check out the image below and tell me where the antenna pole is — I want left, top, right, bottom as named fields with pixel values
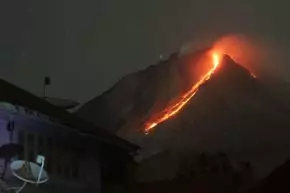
left=43, top=77, right=50, bottom=98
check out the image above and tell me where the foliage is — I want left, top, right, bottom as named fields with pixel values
left=175, top=152, right=254, bottom=191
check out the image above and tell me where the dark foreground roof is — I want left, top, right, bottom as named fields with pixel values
left=0, top=79, right=139, bottom=152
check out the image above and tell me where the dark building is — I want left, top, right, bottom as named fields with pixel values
left=0, top=79, right=138, bottom=193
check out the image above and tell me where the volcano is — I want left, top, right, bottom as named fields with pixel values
left=76, top=49, right=226, bottom=135
left=77, top=49, right=290, bottom=181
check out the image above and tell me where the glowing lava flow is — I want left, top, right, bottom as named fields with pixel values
left=144, top=51, right=222, bottom=134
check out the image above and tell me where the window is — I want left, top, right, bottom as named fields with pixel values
left=38, top=136, right=44, bottom=154
left=27, top=132, right=35, bottom=161
left=17, top=130, right=24, bottom=159
left=17, top=130, right=82, bottom=181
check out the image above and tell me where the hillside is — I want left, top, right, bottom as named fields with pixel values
left=77, top=49, right=290, bottom=181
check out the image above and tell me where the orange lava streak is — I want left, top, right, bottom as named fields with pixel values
left=144, top=51, right=222, bottom=134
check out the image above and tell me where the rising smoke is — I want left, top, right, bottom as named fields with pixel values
left=180, top=34, right=290, bottom=81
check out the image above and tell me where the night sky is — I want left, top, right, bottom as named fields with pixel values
left=1, top=0, right=290, bottom=103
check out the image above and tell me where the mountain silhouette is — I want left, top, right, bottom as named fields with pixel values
left=77, top=49, right=290, bottom=181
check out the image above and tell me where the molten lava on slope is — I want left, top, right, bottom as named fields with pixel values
left=76, top=37, right=258, bottom=138
left=144, top=50, right=223, bottom=134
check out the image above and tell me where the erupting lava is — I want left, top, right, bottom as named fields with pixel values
left=144, top=51, right=222, bottom=134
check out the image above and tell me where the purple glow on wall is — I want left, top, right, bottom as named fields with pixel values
left=0, top=120, right=10, bottom=146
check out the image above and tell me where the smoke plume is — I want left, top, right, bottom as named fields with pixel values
left=180, top=34, right=290, bottom=81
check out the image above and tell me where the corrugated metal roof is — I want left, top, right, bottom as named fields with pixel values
left=0, top=78, right=139, bottom=152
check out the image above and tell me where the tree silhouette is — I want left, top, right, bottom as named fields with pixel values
left=175, top=151, right=254, bottom=191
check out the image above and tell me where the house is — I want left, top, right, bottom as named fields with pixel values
left=0, top=79, right=139, bottom=193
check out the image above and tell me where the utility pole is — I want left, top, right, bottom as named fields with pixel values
left=43, top=76, right=51, bottom=98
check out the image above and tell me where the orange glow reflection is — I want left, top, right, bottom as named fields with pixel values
left=144, top=51, right=222, bottom=134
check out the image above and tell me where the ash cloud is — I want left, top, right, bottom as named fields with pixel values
left=179, top=34, right=290, bottom=82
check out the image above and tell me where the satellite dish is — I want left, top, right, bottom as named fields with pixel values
left=10, top=160, right=49, bottom=184
left=43, top=97, right=79, bottom=109
left=41, top=77, right=78, bottom=109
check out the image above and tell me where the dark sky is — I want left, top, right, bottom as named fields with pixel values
left=1, top=0, right=290, bottom=103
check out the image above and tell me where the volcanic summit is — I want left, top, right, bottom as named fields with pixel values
left=77, top=48, right=290, bottom=181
